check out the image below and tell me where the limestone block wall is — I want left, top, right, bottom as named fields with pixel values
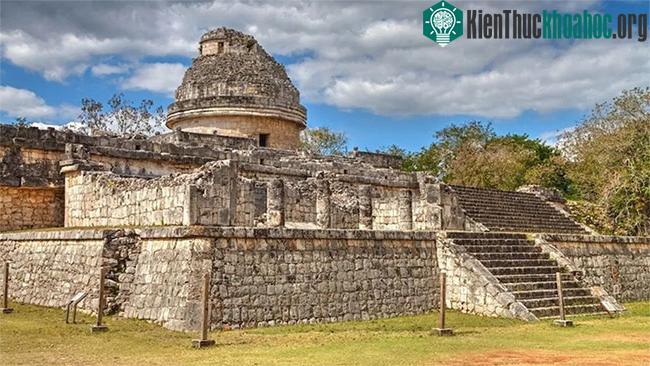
left=1, top=226, right=438, bottom=331
left=540, top=234, right=650, bottom=301
left=166, top=115, right=304, bottom=150
left=0, top=230, right=105, bottom=310
left=121, top=235, right=212, bottom=331
left=207, top=228, right=438, bottom=328
left=0, top=187, right=64, bottom=231
left=61, top=159, right=445, bottom=231
left=64, top=171, right=190, bottom=227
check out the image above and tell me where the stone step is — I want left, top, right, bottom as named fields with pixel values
left=465, top=213, right=581, bottom=226
left=512, top=288, right=593, bottom=299
left=496, top=273, right=574, bottom=283
left=467, top=213, right=581, bottom=224
left=519, top=296, right=600, bottom=309
left=485, top=227, right=585, bottom=234
left=445, top=232, right=528, bottom=239
left=470, top=217, right=583, bottom=228
left=463, top=245, right=541, bottom=254
left=449, top=185, right=540, bottom=199
left=480, top=223, right=585, bottom=232
left=473, top=252, right=551, bottom=261
left=459, top=201, right=561, bottom=213
left=451, top=238, right=535, bottom=246
left=504, top=280, right=582, bottom=292
left=480, top=259, right=558, bottom=268
left=489, top=266, right=563, bottom=276
left=458, top=196, right=557, bottom=205
left=530, top=304, right=604, bottom=318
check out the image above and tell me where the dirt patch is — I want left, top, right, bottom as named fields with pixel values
left=444, top=349, right=650, bottom=366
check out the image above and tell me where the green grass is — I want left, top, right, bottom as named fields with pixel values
left=1, top=302, right=649, bottom=365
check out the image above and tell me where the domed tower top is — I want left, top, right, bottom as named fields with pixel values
left=167, top=27, right=307, bottom=150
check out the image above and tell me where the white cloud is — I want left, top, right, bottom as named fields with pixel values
left=0, top=85, right=55, bottom=118
left=1, top=0, right=647, bottom=118
left=121, top=63, right=186, bottom=94
left=0, top=86, right=78, bottom=120
left=91, top=63, right=130, bottom=76
left=539, top=127, right=575, bottom=147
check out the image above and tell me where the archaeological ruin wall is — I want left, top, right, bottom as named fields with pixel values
left=60, top=156, right=446, bottom=231
left=0, top=187, right=64, bottom=231
left=538, top=234, right=650, bottom=302
left=0, top=227, right=438, bottom=331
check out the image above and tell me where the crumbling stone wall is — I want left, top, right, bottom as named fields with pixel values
left=540, top=234, right=650, bottom=301
left=0, top=230, right=105, bottom=310
left=209, top=229, right=437, bottom=328
left=0, top=229, right=144, bottom=314
left=0, top=226, right=439, bottom=331
left=61, top=159, right=444, bottom=231
left=64, top=171, right=190, bottom=227
left=0, top=187, right=64, bottom=231
left=121, top=235, right=212, bottom=331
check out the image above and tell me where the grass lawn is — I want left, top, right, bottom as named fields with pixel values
left=1, top=302, right=649, bottom=366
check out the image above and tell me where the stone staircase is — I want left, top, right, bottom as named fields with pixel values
left=448, top=185, right=588, bottom=234
left=447, top=231, right=605, bottom=319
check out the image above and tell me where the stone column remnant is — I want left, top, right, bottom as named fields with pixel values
left=399, top=189, right=413, bottom=230
left=315, top=176, right=331, bottom=228
left=192, top=273, right=215, bottom=348
left=90, top=267, right=108, bottom=333
left=432, top=272, right=453, bottom=336
left=358, top=185, right=373, bottom=230
left=267, top=178, right=285, bottom=227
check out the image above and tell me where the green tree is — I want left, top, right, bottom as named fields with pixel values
left=78, top=93, right=165, bottom=136
left=300, top=127, right=348, bottom=155
left=559, top=87, right=650, bottom=235
left=14, top=117, right=29, bottom=127
left=403, top=121, right=570, bottom=192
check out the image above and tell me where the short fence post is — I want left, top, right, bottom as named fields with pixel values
left=90, top=267, right=108, bottom=332
left=192, top=273, right=215, bottom=348
left=2, top=262, right=13, bottom=314
left=553, top=272, right=573, bottom=327
left=432, top=272, right=453, bottom=336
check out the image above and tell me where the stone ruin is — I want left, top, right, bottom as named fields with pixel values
left=0, top=28, right=648, bottom=331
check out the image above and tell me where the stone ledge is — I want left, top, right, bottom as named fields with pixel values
left=0, top=228, right=109, bottom=241
left=0, top=226, right=438, bottom=242
left=538, top=233, right=650, bottom=244
left=137, top=226, right=438, bottom=241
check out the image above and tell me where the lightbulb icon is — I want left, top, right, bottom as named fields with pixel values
left=423, top=1, right=462, bottom=47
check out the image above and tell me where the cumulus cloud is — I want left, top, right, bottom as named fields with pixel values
left=121, top=63, right=186, bottom=94
left=0, top=0, right=647, bottom=117
left=91, top=63, right=130, bottom=76
left=0, top=86, right=78, bottom=120
left=0, top=86, right=55, bottom=118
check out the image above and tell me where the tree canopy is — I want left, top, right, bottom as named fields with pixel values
left=78, top=93, right=166, bottom=136
left=300, top=127, right=348, bottom=156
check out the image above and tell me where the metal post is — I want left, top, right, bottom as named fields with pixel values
left=553, top=272, right=573, bottom=327
left=432, top=272, right=453, bottom=336
left=192, top=273, right=215, bottom=348
left=2, top=262, right=13, bottom=314
left=90, top=267, right=108, bottom=332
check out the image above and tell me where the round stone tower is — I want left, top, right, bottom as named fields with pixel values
left=167, top=28, right=307, bottom=150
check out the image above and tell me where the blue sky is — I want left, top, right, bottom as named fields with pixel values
left=1, top=0, right=648, bottom=152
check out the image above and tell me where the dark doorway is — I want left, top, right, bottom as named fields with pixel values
left=259, top=133, right=269, bottom=147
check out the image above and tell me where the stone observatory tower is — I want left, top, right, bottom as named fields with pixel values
left=167, top=28, right=307, bottom=150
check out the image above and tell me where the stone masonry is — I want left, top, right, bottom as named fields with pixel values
left=0, top=27, right=648, bottom=331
